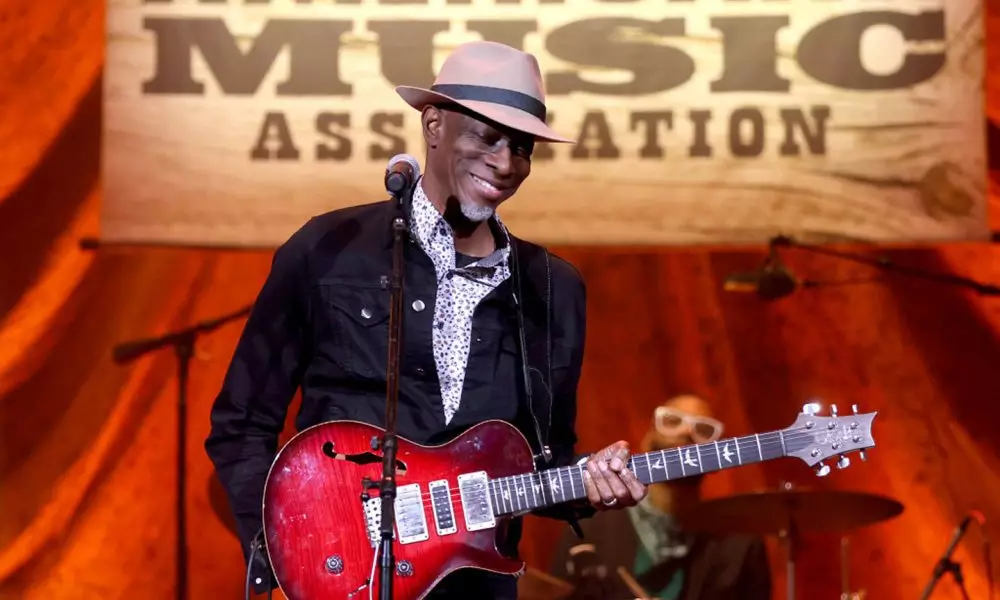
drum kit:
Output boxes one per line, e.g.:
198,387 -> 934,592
518,482 -> 904,600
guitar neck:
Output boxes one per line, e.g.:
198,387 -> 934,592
487,431 -> 789,516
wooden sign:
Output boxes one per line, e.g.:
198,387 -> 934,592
102,0 -> 988,247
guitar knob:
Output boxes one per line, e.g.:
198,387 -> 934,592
325,555 -> 344,575
396,560 -> 414,577
837,455 -> 851,469
815,461 -> 831,477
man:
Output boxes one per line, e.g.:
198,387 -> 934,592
204,40 -> 646,599
550,395 -> 772,600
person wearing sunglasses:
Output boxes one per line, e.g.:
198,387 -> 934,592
549,394 -> 771,600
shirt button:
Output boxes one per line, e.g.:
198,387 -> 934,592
360,308 -> 372,319
416,367 -> 426,376
412,299 -> 425,312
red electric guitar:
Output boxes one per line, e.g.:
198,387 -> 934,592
261,402 -> 877,600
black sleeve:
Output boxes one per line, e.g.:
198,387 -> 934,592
531,268 -> 597,523
203,225 -> 314,592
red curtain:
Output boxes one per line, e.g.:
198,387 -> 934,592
1,2 -> 998,598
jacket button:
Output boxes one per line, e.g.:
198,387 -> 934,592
412,299 -> 425,312
416,367 -> 426,376
361,308 -> 372,319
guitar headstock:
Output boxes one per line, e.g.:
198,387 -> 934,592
783,401 -> 877,476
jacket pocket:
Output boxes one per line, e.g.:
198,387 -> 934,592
319,280 -> 390,380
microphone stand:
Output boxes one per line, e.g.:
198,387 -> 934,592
919,516 -> 974,600
111,303 -> 254,600
378,180 -> 415,600
770,235 -> 1000,296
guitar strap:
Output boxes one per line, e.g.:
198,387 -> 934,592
510,238 -> 554,468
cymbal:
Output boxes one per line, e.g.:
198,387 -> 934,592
677,488 -> 904,537
517,567 -> 573,600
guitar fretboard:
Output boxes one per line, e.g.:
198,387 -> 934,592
486,431 -> 791,516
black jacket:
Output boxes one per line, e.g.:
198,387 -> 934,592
204,199 -> 595,594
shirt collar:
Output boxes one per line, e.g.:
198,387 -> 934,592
409,180 -> 511,271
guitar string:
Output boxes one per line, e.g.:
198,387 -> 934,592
366,423 -> 866,516
404,423 -> 859,509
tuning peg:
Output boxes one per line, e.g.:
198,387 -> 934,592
815,461 -> 831,477
830,404 -> 838,417
803,402 -> 821,416
851,404 -> 859,414
859,450 -> 867,462
837,455 -> 851,469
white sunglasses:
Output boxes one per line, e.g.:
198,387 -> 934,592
654,406 -> 724,443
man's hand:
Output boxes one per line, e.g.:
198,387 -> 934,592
582,441 -> 647,510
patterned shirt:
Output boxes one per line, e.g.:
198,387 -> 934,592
627,497 -> 691,561
409,182 -> 511,424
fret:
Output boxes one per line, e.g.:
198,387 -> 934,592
677,447 -> 686,476
528,474 -> 541,509
760,432 -> 786,461
779,430 -> 787,456
547,470 -> 563,505
755,433 -> 763,461
700,442 -> 721,473
737,436 -> 758,463
489,480 -> 498,515
665,449 -> 684,481
644,453 -> 653,483
713,441 -> 722,467
568,465 -> 578,498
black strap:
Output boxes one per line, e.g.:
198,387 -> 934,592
430,84 -> 547,121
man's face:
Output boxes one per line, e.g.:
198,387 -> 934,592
422,105 -> 533,221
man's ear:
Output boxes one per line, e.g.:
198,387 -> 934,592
421,106 -> 442,149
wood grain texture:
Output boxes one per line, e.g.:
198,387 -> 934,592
101,0 -> 988,246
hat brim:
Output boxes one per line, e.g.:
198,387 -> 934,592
395,86 -> 575,144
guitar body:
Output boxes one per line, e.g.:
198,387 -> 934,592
262,419 -> 535,600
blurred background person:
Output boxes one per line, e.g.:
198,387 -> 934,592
549,394 -> 772,600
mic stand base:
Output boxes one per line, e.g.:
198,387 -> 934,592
920,559 -> 971,600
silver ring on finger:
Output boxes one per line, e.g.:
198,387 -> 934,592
602,497 -> 618,506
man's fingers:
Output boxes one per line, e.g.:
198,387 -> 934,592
621,467 -> 646,500
609,446 -> 630,472
585,461 -> 616,506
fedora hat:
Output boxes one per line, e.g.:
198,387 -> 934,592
395,41 -> 574,143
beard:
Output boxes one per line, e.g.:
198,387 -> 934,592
459,198 -> 495,222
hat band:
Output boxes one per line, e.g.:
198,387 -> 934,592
430,84 -> 547,121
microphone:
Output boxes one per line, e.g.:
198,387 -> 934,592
723,243 -> 810,300
385,154 -> 420,197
